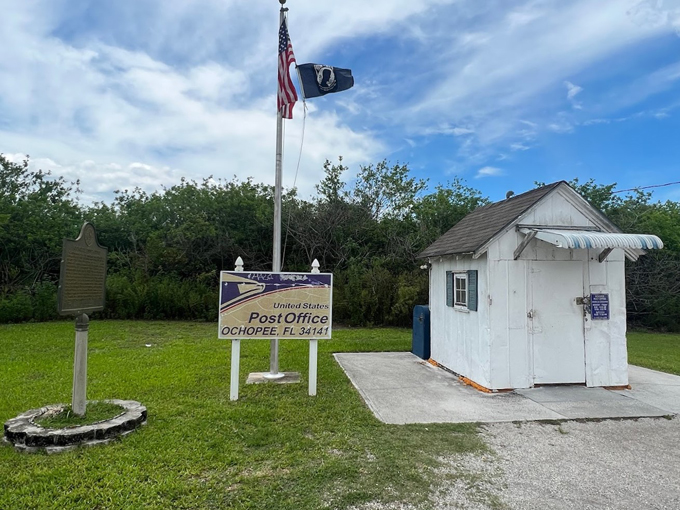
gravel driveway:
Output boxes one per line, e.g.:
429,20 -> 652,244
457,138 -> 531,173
437,417 -> 680,509
355,416 -> 680,510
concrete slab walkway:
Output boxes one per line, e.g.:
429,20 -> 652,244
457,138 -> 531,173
334,352 -> 680,424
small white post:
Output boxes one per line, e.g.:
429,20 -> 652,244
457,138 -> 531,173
230,339 -> 240,401
309,259 -> 320,396
309,339 -> 318,396
230,257 -> 244,401
72,313 -> 89,416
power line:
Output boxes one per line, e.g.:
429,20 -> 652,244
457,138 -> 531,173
613,181 -> 680,193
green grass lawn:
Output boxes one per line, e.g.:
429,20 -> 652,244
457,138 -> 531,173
0,322 -> 485,510
35,401 -> 125,428
627,331 -> 680,376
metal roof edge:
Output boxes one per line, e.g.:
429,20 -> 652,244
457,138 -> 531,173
553,185 -> 644,260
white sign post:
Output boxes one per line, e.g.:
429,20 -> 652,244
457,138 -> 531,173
308,259 -> 320,396
229,257 -> 244,401
222,258 -> 331,401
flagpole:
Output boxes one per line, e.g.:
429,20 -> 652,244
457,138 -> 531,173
265,0 -> 288,380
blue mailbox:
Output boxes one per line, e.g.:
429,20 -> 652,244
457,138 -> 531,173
412,305 -> 431,360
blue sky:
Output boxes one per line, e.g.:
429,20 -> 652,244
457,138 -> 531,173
1,0 -> 679,204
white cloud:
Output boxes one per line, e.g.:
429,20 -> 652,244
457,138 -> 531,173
475,166 -> 504,178
421,124 -> 475,136
510,143 -> 531,151
564,80 -> 584,109
628,0 -> 680,35
547,122 -> 574,133
583,118 -> 611,125
406,0 -> 671,150
1,0 -> 679,200
0,1 -> 386,203
451,127 -> 475,136
564,81 -> 583,100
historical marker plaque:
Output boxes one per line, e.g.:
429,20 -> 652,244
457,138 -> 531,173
57,222 -> 108,315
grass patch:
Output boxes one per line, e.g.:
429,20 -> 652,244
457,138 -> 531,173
627,331 -> 680,375
0,321 -> 486,509
35,401 -> 125,429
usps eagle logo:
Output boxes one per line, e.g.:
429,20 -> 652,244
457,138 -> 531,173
313,65 -> 336,92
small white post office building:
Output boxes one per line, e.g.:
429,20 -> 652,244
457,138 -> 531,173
419,181 -> 663,390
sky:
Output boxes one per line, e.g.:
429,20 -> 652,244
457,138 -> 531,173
1,0 -> 680,205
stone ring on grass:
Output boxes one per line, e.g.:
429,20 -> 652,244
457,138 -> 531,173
3,399 -> 147,454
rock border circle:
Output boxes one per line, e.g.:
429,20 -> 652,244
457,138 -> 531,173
3,399 -> 147,454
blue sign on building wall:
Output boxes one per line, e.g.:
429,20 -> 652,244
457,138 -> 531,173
590,293 -> 610,320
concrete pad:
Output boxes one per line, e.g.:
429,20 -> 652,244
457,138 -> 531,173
246,372 -> 300,384
623,385 -> 680,415
335,352 -> 563,424
537,399 -> 668,420
516,386 -> 618,403
628,365 -> 680,386
618,365 -> 680,415
335,352 -> 679,424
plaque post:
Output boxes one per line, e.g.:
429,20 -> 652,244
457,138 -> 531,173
72,313 -> 89,416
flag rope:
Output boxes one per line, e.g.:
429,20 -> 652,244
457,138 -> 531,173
281,99 -> 307,271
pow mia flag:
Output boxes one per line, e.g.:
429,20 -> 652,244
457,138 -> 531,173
297,63 -> 354,99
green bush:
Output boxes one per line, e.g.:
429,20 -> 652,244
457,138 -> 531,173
31,281 -> 59,322
103,273 -> 218,321
0,291 -> 33,323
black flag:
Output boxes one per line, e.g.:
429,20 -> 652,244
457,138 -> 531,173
297,64 -> 354,99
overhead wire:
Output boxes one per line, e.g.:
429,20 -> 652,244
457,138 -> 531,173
613,181 -> 680,194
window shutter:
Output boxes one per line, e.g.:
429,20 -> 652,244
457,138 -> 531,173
446,271 -> 453,307
467,270 -> 478,311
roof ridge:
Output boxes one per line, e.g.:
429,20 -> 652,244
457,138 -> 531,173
418,181 -> 565,259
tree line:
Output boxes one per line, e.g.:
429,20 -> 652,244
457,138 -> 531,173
1,154 -> 678,330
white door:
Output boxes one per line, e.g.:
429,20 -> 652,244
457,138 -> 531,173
530,261 -> 585,384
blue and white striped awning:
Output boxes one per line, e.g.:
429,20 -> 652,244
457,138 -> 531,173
532,229 -> 663,250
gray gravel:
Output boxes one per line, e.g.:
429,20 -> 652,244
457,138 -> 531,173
437,417 -> 680,509
352,417 -> 680,510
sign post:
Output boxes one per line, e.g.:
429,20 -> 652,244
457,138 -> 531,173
308,259 -> 321,396
229,257 -> 244,401
57,222 -> 107,416
221,259 -> 332,400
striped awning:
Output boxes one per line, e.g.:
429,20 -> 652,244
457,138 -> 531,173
531,229 -> 663,250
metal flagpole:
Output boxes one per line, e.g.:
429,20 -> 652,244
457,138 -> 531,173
265,0 -> 288,380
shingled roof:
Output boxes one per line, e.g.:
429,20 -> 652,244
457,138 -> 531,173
419,181 -> 564,258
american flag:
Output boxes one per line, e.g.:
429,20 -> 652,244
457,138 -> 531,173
277,18 -> 297,119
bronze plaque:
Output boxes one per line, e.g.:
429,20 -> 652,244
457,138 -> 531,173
57,222 -> 108,315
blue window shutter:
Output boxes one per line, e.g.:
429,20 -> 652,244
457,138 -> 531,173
467,270 -> 478,311
446,271 -> 453,307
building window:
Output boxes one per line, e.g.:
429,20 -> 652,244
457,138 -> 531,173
454,273 -> 467,307
446,269 -> 478,311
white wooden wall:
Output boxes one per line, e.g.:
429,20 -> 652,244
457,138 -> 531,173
429,255 -> 491,389
429,187 -> 628,390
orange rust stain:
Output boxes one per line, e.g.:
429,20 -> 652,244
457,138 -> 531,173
458,375 -> 492,393
427,358 -> 439,367
604,385 -> 632,390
